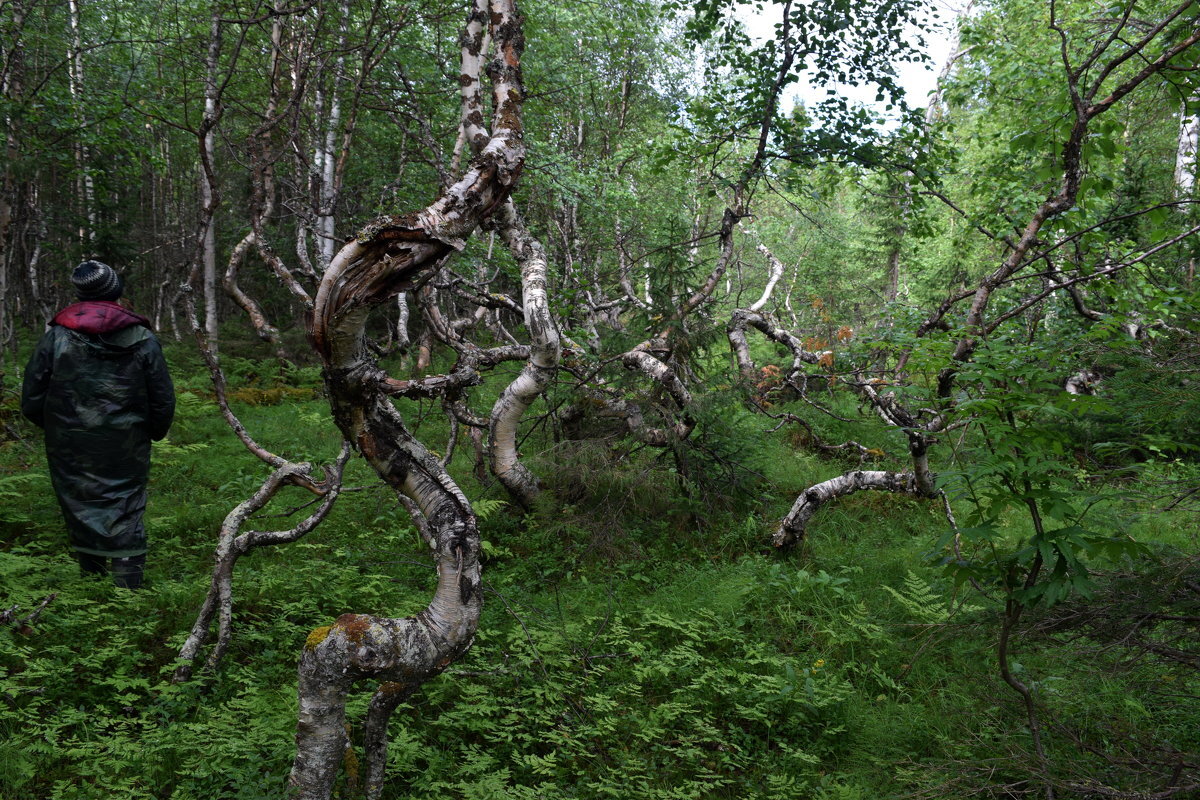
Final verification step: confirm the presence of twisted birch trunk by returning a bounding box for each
[288,3,525,796]
[488,201,560,508]
[173,291,347,681]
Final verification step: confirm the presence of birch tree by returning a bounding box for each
[288,2,526,796]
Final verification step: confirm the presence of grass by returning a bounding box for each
[1,336,1198,799]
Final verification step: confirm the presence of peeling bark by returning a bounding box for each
[289,3,525,797]
[727,308,824,389]
[456,0,491,162]
[488,201,560,508]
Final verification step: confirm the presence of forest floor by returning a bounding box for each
[1,337,1199,800]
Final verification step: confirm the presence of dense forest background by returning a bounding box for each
[2,0,1200,797]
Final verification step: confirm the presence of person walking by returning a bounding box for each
[21,260,176,589]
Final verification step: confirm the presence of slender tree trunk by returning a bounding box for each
[200,3,222,349]
[489,201,560,507]
[314,0,350,270]
[750,244,786,312]
[884,243,901,302]
[66,0,95,246]
[0,0,23,348]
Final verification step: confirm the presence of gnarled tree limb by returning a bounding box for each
[288,3,525,797]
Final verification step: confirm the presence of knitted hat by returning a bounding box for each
[71,260,123,301]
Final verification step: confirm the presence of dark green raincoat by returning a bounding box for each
[21,301,175,557]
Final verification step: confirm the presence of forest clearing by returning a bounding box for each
[2,0,1199,797]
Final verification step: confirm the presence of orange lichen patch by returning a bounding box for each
[305,625,333,651]
[335,613,373,643]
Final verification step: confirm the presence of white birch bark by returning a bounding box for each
[488,201,560,508]
[728,306,939,543]
[395,291,411,351]
[727,308,823,387]
[66,0,95,244]
[774,470,922,547]
[750,244,786,312]
[200,3,222,348]
[620,348,695,445]
[315,4,349,270]
[457,0,490,161]
[290,4,526,796]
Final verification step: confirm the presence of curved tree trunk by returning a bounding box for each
[774,470,922,548]
[488,200,560,508]
[223,231,286,354]
[288,3,525,797]
[749,244,786,312]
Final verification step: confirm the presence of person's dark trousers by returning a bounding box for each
[76,553,146,589]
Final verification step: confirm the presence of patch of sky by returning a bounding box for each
[734,0,969,125]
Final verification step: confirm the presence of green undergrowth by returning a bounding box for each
[2,342,1198,799]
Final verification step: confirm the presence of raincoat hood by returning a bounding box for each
[53,301,151,335]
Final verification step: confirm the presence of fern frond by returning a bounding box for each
[883,571,952,624]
